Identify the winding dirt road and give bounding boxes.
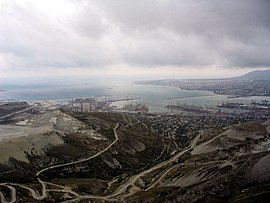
[36,122,119,176]
[0,122,119,202]
[0,105,36,120]
[63,131,202,202]
[0,185,16,203]
[102,132,201,199]
[0,122,206,202]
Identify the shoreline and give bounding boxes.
[2,83,270,114]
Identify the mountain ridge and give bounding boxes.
[238,69,270,80]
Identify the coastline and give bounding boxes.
[2,82,270,114]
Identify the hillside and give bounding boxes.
[0,111,270,202]
[0,111,169,202]
[126,120,270,203]
[239,69,270,80]
[136,69,270,96]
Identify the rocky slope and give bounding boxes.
[0,111,165,185]
[0,102,29,117]
[1,111,269,202]
[126,120,270,203]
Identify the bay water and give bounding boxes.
[1,80,270,113]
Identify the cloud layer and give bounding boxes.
[0,0,270,73]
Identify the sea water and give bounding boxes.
[1,80,270,113]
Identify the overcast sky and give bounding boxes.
[0,0,270,79]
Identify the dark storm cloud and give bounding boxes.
[0,0,269,70]
[93,0,270,68]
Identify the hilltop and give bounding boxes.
[136,69,270,97]
[239,69,270,80]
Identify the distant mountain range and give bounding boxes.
[238,69,270,80]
